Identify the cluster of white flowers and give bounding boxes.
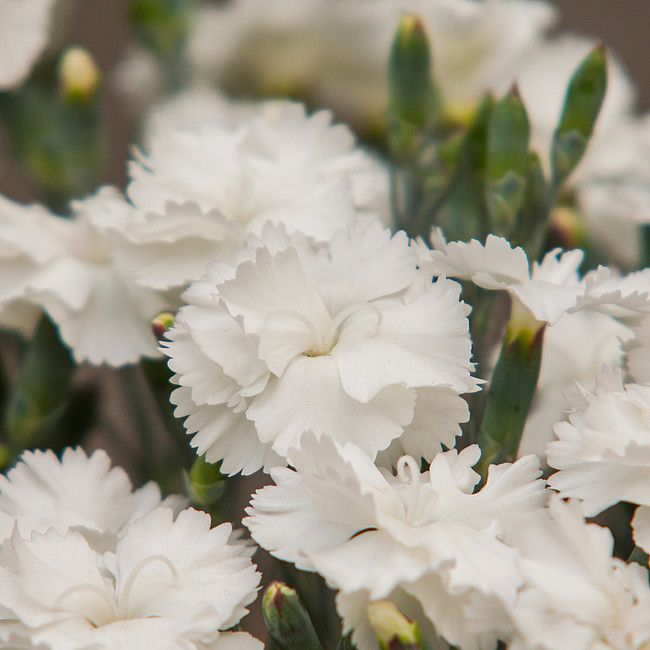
[2,0,650,648]
[0,98,388,366]
[0,448,262,649]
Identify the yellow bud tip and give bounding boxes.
[59,47,100,102]
[367,600,420,646]
[152,312,175,340]
[549,206,587,250]
[397,14,426,43]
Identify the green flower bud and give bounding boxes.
[485,86,530,235]
[552,45,608,187]
[262,581,323,650]
[388,15,439,158]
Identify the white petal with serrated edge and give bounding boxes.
[247,355,416,458]
[332,278,475,402]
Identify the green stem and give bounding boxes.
[476,321,545,477]
[641,224,650,270]
[119,364,160,481]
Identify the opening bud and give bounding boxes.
[262,582,323,650]
[367,600,423,650]
[59,47,101,103]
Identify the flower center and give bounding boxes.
[304,303,382,357]
[52,555,179,629]
[67,219,112,265]
[396,455,430,527]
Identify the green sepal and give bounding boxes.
[262,581,323,650]
[187,456,227,507]
[476,319,545,477]
[551,45,607,187]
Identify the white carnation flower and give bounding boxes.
[164,221,477,475]
[547,366,650,554]
[125,100,389,291]
[0,0,55,89]
[428,230,584,327]
[505,497,650,650]
[0,447,185,549]
[245,433,547,649]
[0,189,169,366]
[0,507,261,650]
[428,231,650,329]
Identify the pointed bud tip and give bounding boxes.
[509,83,522,100]
[263,581,294,612]
[398,13,426,38]
[59,47,100,102]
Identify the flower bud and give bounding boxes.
[485,85,530,235]
[388,15,439,158]
[552,44,607,187]
[59,47,100,103]
[152,312,175,341]
[367,600,423,650]
[262,581,323,650]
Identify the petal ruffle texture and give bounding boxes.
[164,222,477,473]
[245,434,547,649]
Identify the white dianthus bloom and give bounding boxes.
[0,447,184,549]
[428,231,650,328]
[164,221,477,475]
[0,508,261,650]
[245,433,547,650]
[547,366,650,553]
[125,100,390,291]
[0,0,55,89]
[0,189,169,366]
[505,497,650,650]
[428,230,584,327]
[143,87,258,146]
